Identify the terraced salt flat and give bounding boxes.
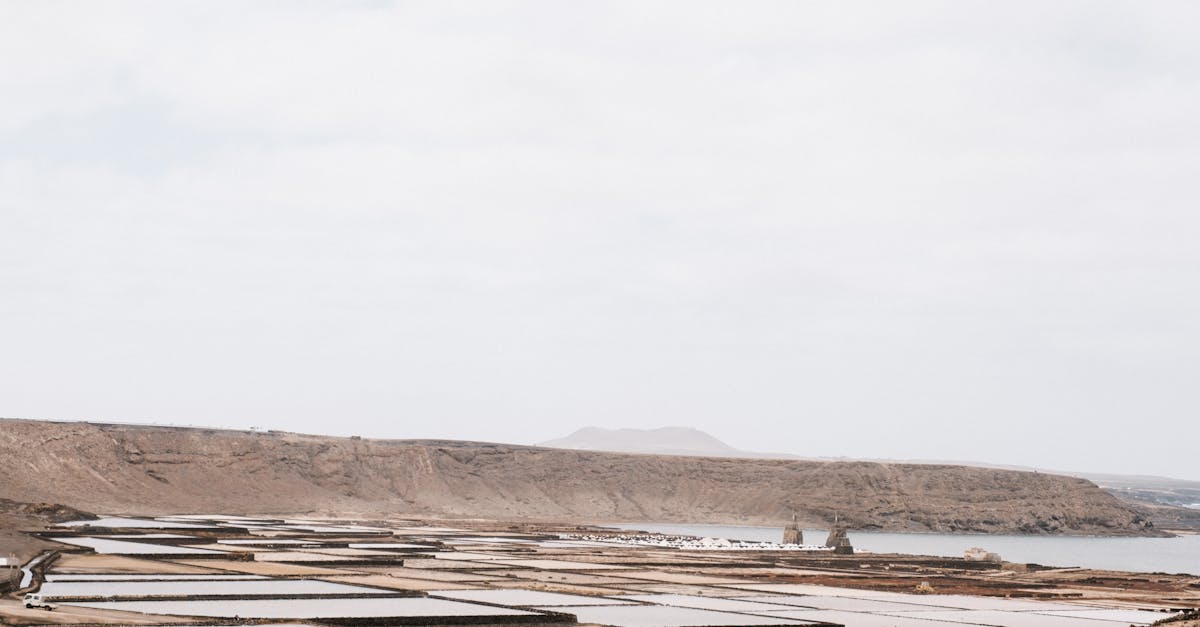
[345,538,434,542]
[40,579,392,599]
[251,551,372,562]
[606,570,745,585]
[882,594,1091,611]
[542,604,817,626]
[217,539,318,546]
[725,583,918,597]
[444,537,540,545]
[429,551,517,560]
[45,574,266,581]
[749,609,974,626]
[749,595,965,613]
[322,574,478,591]
[49,537,223,555]
[607,589,1180,626]
[67,597,545,619]
[277,523,393,534]
[493,558,632,570]
[37,516,1190,627]
[303,547,411,557]
[540,533,624,542]
[59,517,214,529]
[159,515,275,522]
[105,533,196,539]
[877,609,1166,626]
[395,526,470,534]
[491,570,647,587]
[206,619,312,624]
[614,594,803,613]
[432,588,637,606]
[359,567,506,582]
[739,594,928,610]
[170,559,348,577]
[401,558,513,570]
[1035,609,1184,623]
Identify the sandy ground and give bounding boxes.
[51,553,217,574]
[0,598,188,625]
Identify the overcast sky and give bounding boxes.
[2,1,1198,480]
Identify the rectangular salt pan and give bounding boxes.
[67,597,542,619]
[350,538,434,542]
[59,517,213,529]
[160,514,275,521]
[432,589,635,606]
[493,558,631,570]
[252,551,372,562]
[1035,609,1183,623]
[46,574,266,581]
[429,551,516,560]
[737,592,1093,613]
[885,594,1094,611]
[303,548,409,557]
[49,537,222,555]
[751,595,958,613]
[105,534,196,539]
[884,609,1154,626]
[40,579,392,599]
[726,583,916,598]
[441,535,540,540]
[615,594,801,613]
[758,609,976,626]
[544,604,814,626]
[218,539,318,546]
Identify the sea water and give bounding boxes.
[607,523,1200,575]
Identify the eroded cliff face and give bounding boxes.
[0,419,1159,536]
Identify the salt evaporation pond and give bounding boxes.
[614,594,813,613]
[433,589,636,606]
[48,537,222,555]
[46,573,266,581]
[737,593,1074,612]
[105,533,195,539]
[544,604,811,626]
[60,517,214,529]
[217,538,318,546]
[348,538,436,542]
[756,608,982,627]
[66,596,545,619]
[576,590,1175,626]
[609,523,1200,575]
[41,579,391,599]
[876,609,1158,626]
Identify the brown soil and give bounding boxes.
[0,598,190,625]
[0,498,95,563]
[0,418,1161,536]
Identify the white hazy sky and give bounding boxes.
[2,1,1198,480]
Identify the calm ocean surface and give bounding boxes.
[607,523,1200,575]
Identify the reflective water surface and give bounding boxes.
[609,523,1200,575]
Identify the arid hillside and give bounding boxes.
[0,419,1161,536]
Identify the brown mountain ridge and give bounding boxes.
[0,418,1162,536]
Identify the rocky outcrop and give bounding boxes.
[0,419,1162,536]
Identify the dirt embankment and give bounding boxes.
[0,498,94,567]
[0,418,1162,536]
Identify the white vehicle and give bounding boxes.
[23,593,55,611]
